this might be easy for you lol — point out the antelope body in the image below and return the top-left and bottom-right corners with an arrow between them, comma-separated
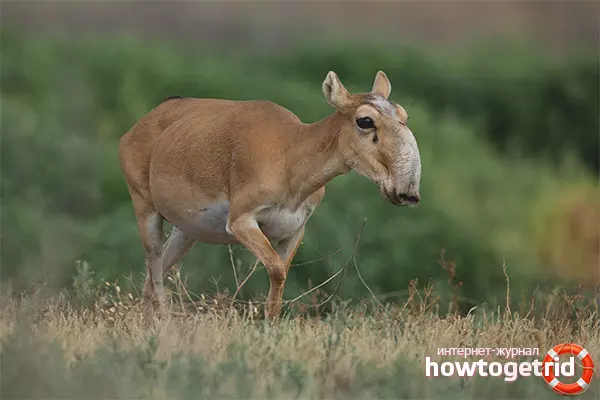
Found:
118,71 -> 421,321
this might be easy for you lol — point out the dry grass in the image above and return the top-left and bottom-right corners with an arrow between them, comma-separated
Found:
1,274 -> 599,400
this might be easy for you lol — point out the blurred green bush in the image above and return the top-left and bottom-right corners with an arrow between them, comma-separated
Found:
1,32 -> 597,311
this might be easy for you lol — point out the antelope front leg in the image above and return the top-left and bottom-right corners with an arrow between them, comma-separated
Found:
227,214 -> 287,321
275,226 -> 305,275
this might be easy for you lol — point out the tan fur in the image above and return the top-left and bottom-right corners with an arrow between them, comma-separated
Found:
118,71 -> 421,321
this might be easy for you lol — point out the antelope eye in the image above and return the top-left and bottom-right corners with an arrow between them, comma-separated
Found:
356,117 -> 375,130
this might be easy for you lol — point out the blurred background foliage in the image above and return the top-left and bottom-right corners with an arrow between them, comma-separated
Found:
1,1 -> 598,313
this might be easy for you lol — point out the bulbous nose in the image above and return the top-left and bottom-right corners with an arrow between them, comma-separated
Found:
396,192 -> 420,205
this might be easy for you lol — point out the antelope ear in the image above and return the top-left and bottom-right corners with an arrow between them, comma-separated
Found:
322,71 -> 350,109
372,70 -> 391,99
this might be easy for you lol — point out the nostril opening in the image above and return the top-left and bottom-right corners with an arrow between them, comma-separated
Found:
397,193 -> 420,204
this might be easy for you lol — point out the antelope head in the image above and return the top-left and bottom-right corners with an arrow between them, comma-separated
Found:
322,70 -> 422,206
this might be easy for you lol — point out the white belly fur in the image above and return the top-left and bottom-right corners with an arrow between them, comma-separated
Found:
171,201 -> 314,244
256,203 -> 314,241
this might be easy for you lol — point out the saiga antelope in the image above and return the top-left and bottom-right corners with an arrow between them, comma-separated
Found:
118,71 -> 421,321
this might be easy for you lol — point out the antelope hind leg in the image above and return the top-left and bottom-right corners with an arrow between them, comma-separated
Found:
127,190 -> 166,323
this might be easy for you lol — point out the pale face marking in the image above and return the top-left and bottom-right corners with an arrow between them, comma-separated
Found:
367,96 -> 397,118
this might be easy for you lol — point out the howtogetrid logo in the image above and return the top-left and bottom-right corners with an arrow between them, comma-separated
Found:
426,343 -> 595,396
542,343 -> 594,396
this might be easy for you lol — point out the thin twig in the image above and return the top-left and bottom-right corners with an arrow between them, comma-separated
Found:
289,238 -> 356,267
20,268 -> 50,299
502,259 -> 511,317
123,272 -> 141,298
285,219 -> 367,310
168,269 -> 187,315
283,267 -> 346,304
249,233 -> 360,272
228,245 -> 240,288
343,219 -> 387,310
209,276 -> 221,292
309,263 -> 347,308
353,257 -> 385,309
231,259 -> 260,303
173,266 -> 200,314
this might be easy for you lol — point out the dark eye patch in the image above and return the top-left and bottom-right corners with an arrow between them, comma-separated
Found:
356,117 -> 375,130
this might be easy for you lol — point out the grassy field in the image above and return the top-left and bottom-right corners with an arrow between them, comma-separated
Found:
2,276 -> 599,400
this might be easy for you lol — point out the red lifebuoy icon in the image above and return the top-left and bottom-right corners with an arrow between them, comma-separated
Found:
543,343 -> 594,395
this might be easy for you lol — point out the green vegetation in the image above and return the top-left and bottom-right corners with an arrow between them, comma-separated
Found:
1,31 -> 598,313
1,30 -> 599,399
